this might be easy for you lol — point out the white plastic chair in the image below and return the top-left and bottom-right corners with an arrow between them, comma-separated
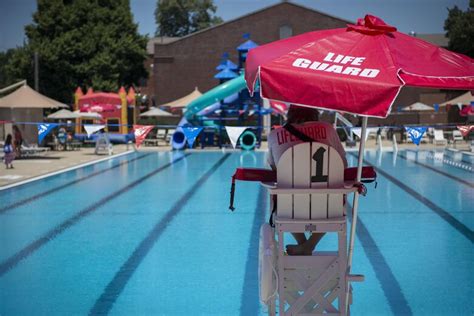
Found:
95,133 -> 113,155
433,129 -> 447,146
452,130 -> 464,145
260,142 -> 363,315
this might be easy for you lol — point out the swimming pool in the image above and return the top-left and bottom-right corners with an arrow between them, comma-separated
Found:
0,149 -> 472,315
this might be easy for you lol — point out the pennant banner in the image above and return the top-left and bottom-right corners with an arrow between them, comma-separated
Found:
133,125 -> 154,148
84,124 -> 105,137
433,103 -> 439,112
352,127 -> 362,139
457,125 -> 474,137
225,126 -> 248,149
37,123 -> 58,144
269,100 -> 288,115
352,127 -> 377,141
182,127 -> 203,148
405,126 -> 427,145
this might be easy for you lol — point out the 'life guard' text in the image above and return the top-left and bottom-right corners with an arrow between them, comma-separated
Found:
292,52 -> 380,78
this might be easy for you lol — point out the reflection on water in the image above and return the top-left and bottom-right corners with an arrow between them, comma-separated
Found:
239,151 -> 258,167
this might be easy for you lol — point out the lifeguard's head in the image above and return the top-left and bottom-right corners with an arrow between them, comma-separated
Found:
287,105 -> 319,124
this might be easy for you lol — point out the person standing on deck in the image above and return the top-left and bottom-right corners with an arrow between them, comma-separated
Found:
3,134 -> 15,169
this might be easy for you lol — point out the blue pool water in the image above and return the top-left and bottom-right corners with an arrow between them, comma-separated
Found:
0,149 -> 472,315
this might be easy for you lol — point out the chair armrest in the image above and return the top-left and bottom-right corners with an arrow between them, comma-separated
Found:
268,186 -> 358,195
260,182 -> 277,189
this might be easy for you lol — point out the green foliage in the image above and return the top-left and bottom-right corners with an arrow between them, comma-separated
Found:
155,0 -> 223,37
4,0 -> 148,102
444,0 -> 474,57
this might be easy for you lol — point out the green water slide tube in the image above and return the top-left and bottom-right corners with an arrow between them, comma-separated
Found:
184,74 -> 247,121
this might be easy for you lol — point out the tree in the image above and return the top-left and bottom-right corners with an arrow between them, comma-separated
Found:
444,0 -> 474,58
5,0 -> 148,103
155,0 -> 223,37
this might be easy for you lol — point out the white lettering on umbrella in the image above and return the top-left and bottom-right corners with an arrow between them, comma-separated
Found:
292,53 -> 380,79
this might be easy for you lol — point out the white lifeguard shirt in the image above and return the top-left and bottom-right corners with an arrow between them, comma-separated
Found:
267,121 -> 347,169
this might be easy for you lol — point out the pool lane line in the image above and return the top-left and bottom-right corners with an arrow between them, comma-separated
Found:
0,153 -> 152,215
240,186 -> 267,315
347,206 -> 413,316
395,152 -> 474,188
0,153 -> 191,277
0,150 -> 134,191
89,153 -> 231,315
349,153 -> 474,244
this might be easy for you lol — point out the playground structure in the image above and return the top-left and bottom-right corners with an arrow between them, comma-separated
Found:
171,36 -> 265,150
73,86 -> 136,143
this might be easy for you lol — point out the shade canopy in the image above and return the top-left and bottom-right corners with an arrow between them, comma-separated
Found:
402,102 -> 434,111
440,91 -> 474,106
0,84 -> 68,109
140,107 -> 175,117
245,15 -> 474,118
47,109 -> 79,119
162,88 -> 202,109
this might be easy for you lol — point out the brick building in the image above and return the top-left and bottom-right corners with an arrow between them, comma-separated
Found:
142,1 -> 460,124
145,2 -> 352,105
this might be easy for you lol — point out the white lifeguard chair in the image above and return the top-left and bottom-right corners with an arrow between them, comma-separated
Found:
260,142 -> 364,315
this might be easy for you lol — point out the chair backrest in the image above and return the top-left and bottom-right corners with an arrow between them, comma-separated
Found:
453,130 -> 463,140
276,142 -> 345,220
156,129 -> 167,138
434,129 -> 445,140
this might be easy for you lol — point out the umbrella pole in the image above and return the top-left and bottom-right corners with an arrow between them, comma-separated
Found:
345,116 -> 367,313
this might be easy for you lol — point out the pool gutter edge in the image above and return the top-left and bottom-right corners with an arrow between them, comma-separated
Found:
0,150 -> 135,191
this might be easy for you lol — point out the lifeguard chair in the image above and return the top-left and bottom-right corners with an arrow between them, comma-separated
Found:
260,142 -> 364,315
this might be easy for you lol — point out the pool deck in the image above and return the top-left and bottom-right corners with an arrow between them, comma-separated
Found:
0,140 -> 471,189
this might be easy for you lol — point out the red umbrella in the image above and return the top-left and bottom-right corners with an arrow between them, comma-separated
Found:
245,14 -> 474,313
246,15 -> 474,118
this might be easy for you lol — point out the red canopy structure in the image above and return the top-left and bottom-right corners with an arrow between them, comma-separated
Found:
246,15 -> 474,118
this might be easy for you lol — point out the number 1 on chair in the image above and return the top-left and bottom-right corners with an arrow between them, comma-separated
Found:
311,147 -> 328,183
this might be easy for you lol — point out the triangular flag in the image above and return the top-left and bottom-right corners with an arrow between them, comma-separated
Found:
352,127 -> 362,139
182,127 -> 203,148
225,126 -> 248,149
133,125 -> 154,148
405,126 -> 427,145
457,125 -> 474,137
457,103 -> 463,110
351,127 -> 375,141
434,104 -> 439,112
37,123 -> 58,144
248,110 -> 255,116
84,124 -> 105,137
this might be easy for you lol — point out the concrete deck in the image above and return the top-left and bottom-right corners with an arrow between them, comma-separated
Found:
0,139 -> 471,189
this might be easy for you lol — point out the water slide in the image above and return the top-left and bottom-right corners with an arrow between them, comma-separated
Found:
184,74 -> 247,121
172,74 -> 248,149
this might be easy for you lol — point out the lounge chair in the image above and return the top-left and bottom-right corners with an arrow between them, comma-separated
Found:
433,129 -> 447,146
260,142 -> 364,315
165,128 -> 176,143
95,133 -> 113,155
156,129 -> 168,145
20,142 -> 50,157
452,130 -> 464,145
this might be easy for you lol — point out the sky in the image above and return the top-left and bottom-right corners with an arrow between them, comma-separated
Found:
0,0 -> 469,52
